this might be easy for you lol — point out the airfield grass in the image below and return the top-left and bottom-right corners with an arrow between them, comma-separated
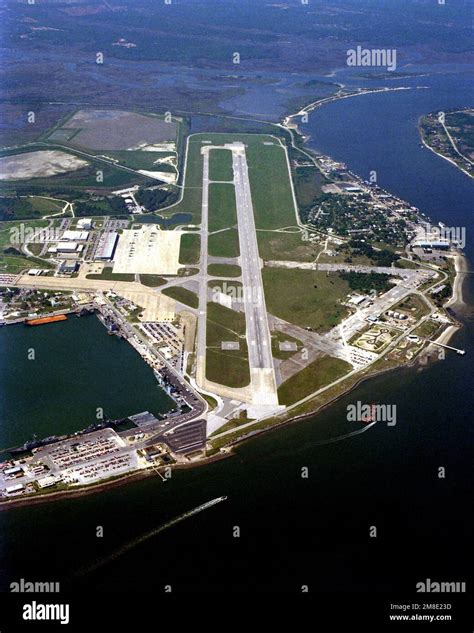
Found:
158,136 -> 204,223
158,133 -> 295,230
209,148 -> 234,181
262,269 -> 350,332
86,267 -> 134,282
162,286 -> 199,309
207,263 -> 241,277
0,253 -> 49,274
208,183 -> 237,232
206,302 -> 246,344
246,139 -> 296,230
278,356 -> 352,405
96,150 -> 176,173
179,233 -> 201,265
139,275 -> 167,287
208,280 -> 243,300
208,229 -> 239,258
206,301 -> 249,388
271,330 -> 304,360
206,347 -> 250,388
257,230 -> 320,261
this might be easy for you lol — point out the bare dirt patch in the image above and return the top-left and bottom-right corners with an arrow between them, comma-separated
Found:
57,110 -> 177,150
0,150 -> 89,181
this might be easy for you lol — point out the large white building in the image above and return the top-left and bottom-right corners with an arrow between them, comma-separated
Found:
62,230 -> 89,241
95,232 -> 119,260
76,218 -> 92,230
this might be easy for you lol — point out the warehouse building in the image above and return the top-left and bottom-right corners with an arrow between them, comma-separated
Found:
62,230 -> 89,241
95,232 -> 119,261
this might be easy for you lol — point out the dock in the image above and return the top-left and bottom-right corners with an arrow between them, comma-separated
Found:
427,339 -> 466,355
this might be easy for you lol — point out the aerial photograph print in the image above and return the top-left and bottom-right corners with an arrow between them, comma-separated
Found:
0,1 -> 472,632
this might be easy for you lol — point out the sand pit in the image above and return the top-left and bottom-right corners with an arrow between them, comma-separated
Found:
138,170 -> 177,184
0,150 -> 89,180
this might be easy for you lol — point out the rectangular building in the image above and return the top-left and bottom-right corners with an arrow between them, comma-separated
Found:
62,230 -> 89,241
95,232 -> 119,261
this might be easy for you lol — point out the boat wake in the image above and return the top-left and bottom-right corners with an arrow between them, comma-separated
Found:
311,420 -> 378,447
77,496 -> 227,577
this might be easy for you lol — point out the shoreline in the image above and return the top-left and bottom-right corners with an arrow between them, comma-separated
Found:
447,253 -> 468,308
1,92 -> 469,509
418,132 -> 474,180
283,85 -> 423,134
0,450 -> 230,511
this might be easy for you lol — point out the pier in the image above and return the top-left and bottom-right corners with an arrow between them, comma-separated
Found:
427,339 -> 466,355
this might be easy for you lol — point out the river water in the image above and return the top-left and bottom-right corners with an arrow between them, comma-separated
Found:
0,67 -> 472,596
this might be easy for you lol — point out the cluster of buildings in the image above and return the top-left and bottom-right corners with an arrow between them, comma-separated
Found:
314,152 -> 428,246
140,321 -> 185,373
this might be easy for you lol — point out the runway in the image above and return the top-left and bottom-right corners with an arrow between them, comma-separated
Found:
231,143 -> 278,405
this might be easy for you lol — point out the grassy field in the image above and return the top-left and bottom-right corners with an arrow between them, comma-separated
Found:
139,274 -> 167,287
209,148 -> 234,181
162,286 -> 199,308
157,133 -> 295,231
257,230 -> 319,261
86,267 -> 134,282
208,183 -> 237,232
278,356 -> 352,405
208,228 -> 240,258
206,348 -> 250,388
394,258 -> 422,270
206,302 -> 246,344
0,219 -> 52,273
246,138 -> 296,230
207,263 -> 241,277
293,165 -> 326,214
206,301 -> 249,388
0,195 -> 67,221
208,279 -> 243,304
271,330 -> 304,360
179,233 -> 201,265
262,269 -> 350,331
413,320 -> 442,339
96,150 -> 176,173
28,196 -> 66,214
395,294 -> 431,319
156,136 -> 205,223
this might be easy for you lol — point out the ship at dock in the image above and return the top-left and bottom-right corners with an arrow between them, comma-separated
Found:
25,314 -> 68,326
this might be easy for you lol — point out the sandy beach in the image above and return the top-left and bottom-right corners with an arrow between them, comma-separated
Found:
447,253 -> 468,308
429,252 -> 468,349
